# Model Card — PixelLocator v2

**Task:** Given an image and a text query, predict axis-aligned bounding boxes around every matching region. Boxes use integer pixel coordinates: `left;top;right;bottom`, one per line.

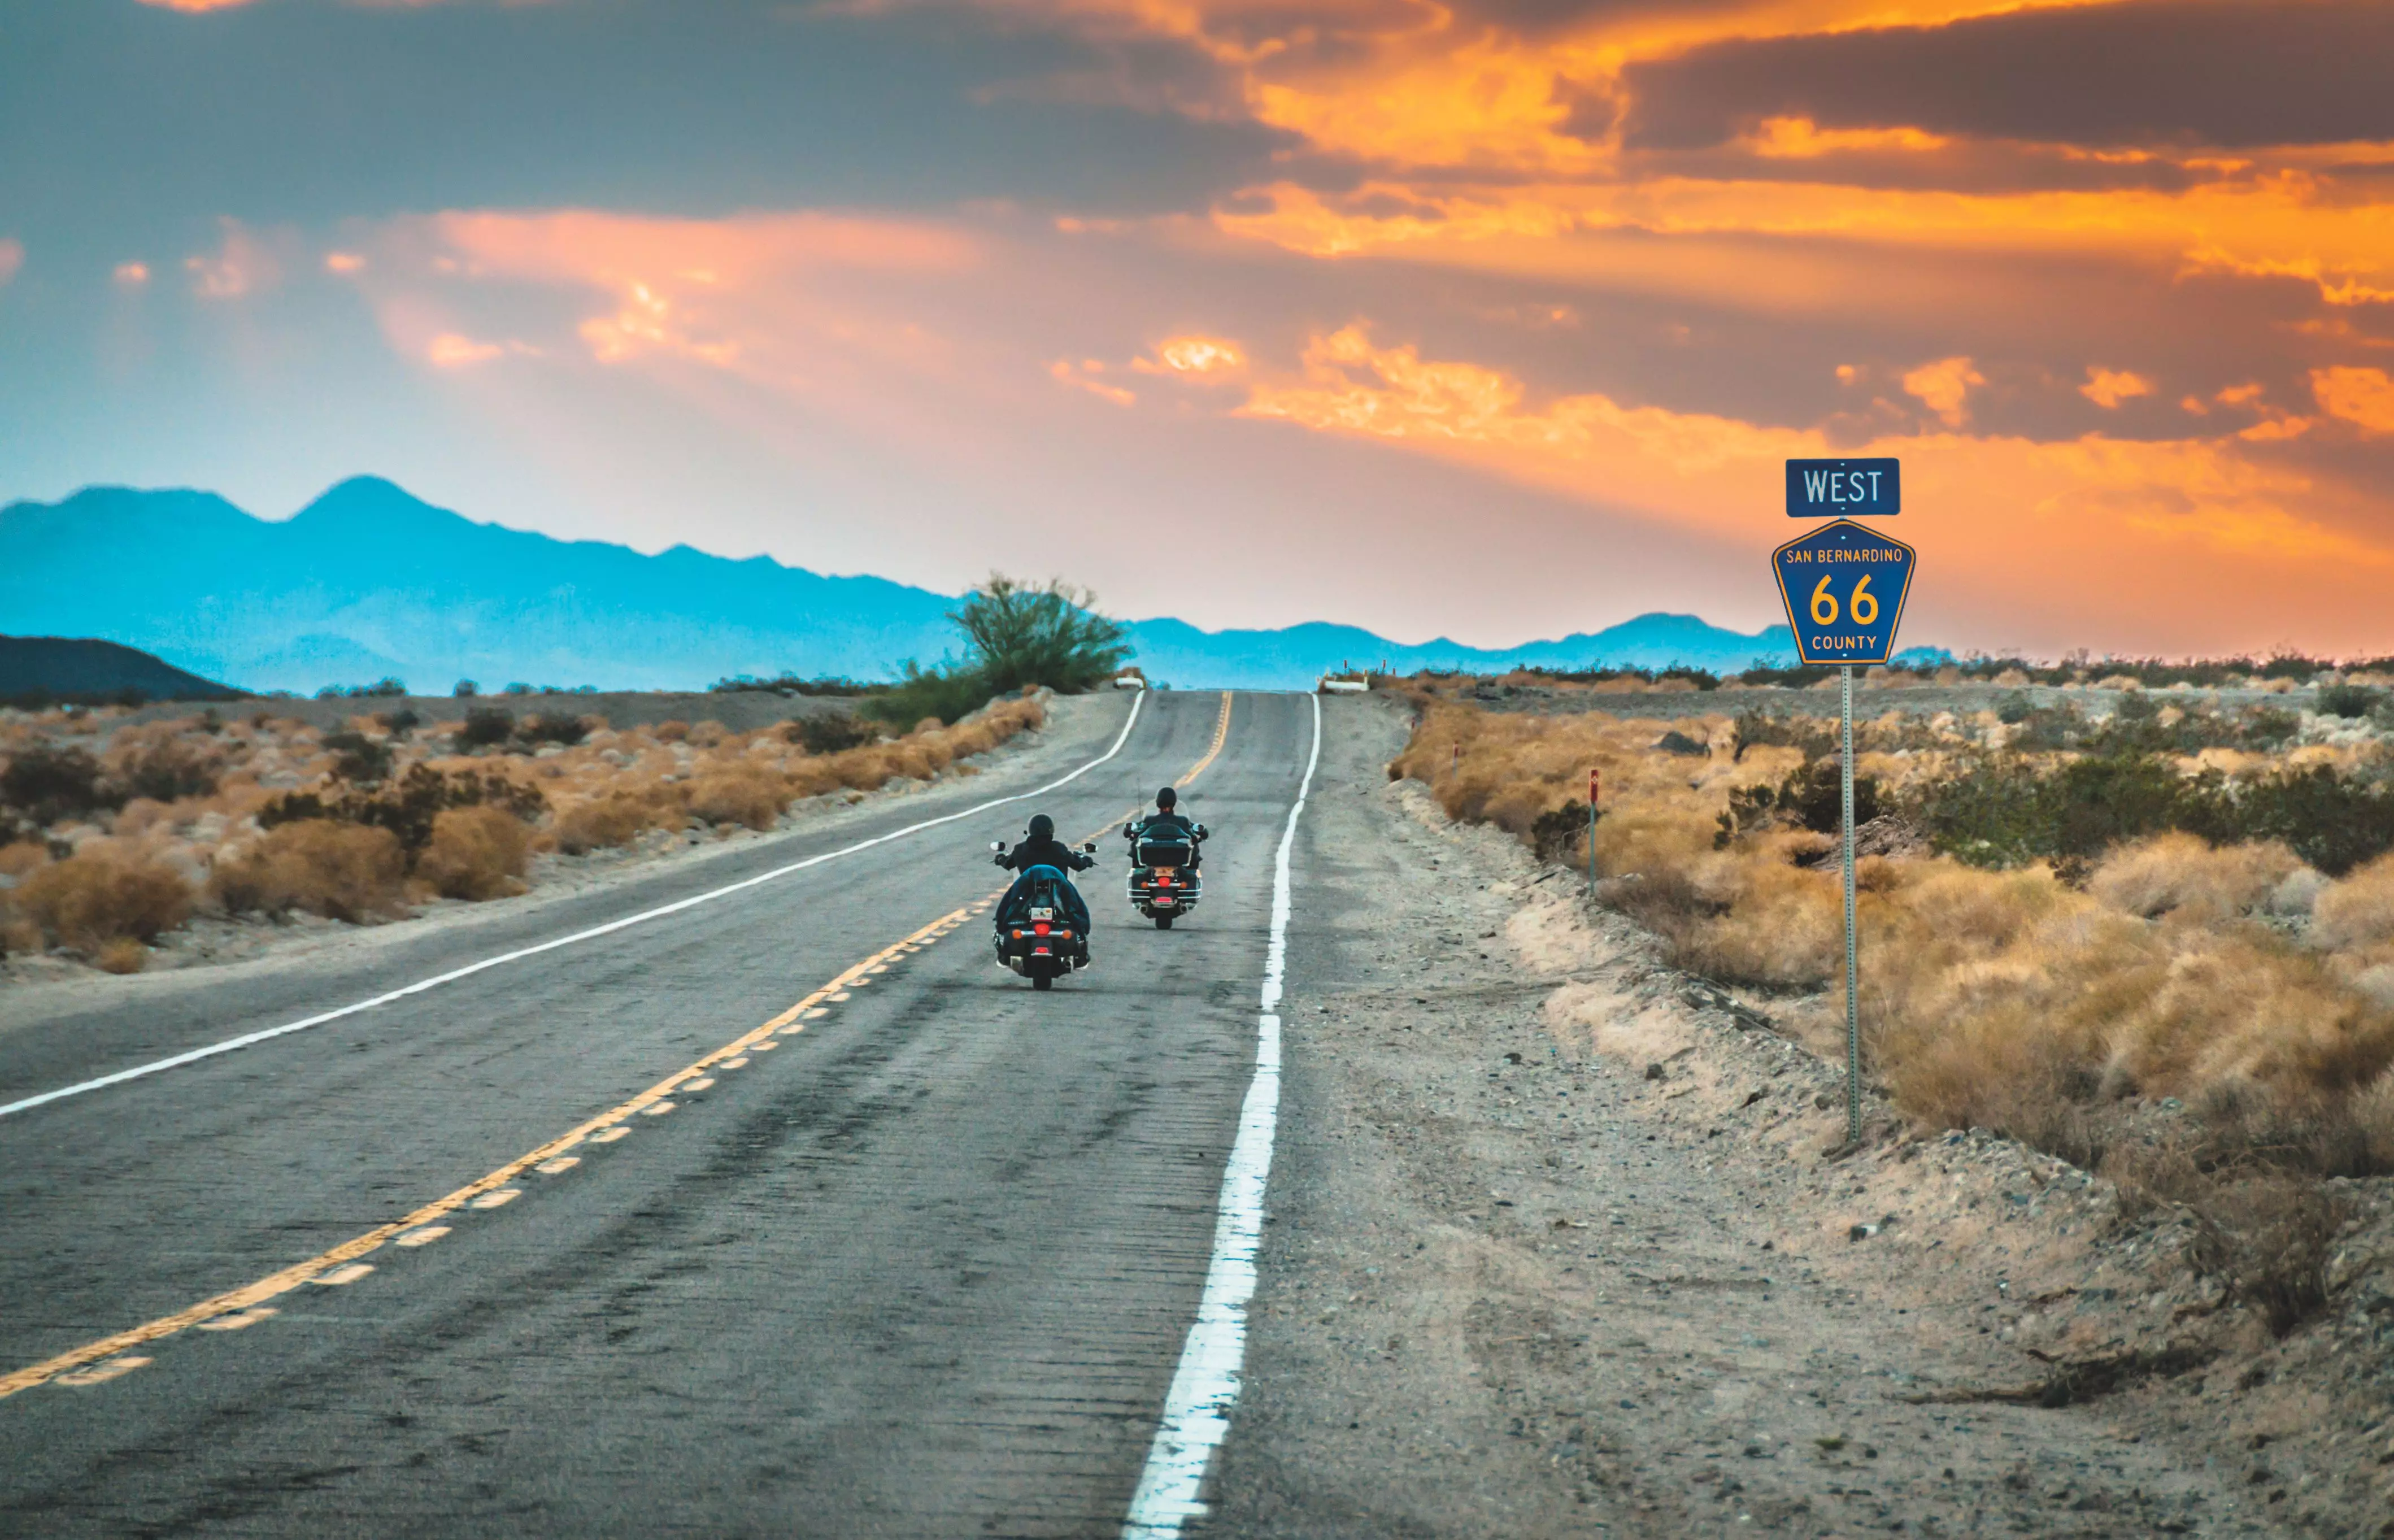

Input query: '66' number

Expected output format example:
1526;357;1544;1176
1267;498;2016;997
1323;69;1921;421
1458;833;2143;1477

1808;573;1879;627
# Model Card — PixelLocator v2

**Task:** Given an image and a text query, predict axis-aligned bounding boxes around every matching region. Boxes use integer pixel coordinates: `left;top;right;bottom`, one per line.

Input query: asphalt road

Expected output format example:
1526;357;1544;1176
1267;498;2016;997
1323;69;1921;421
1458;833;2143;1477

0;688;1317;1538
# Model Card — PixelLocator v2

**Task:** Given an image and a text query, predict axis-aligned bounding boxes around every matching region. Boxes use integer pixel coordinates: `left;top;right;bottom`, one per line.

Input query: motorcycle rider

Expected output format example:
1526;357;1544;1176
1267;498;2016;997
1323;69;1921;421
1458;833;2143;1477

995;812;1095;940
1124;786;1205;869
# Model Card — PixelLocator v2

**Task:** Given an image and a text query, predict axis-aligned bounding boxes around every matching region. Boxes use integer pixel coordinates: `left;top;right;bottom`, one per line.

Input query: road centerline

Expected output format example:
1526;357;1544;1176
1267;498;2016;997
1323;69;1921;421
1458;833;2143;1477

0;691;1148;1124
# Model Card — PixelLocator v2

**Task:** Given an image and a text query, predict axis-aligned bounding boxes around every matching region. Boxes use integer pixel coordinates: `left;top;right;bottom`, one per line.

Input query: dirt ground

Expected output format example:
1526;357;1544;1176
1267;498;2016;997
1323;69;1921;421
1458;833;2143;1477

1204;696;2393;1539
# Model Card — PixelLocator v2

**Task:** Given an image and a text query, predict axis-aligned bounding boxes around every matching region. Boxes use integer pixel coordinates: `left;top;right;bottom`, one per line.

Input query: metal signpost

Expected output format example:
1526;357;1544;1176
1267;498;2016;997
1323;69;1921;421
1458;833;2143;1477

1772;503;1916;1144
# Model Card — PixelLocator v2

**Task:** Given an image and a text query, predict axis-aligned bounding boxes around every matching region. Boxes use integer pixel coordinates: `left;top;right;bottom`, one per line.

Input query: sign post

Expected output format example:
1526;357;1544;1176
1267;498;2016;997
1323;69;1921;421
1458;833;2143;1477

1772;511;1915;1145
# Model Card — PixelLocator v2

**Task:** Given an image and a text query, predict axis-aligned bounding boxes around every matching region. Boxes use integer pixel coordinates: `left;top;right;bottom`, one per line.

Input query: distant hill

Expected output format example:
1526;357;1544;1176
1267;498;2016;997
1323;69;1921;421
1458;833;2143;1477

0;477;1814;692
0;636;241;703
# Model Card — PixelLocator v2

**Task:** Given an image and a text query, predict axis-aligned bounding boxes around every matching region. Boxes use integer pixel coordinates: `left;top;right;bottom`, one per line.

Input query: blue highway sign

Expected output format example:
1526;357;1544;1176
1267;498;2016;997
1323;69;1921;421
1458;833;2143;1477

1786;457;1900;517
1773;519;1917;665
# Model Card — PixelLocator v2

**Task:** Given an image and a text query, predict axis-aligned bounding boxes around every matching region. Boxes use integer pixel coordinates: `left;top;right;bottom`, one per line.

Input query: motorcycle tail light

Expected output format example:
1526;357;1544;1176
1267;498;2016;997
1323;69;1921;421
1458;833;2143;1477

1034;921;1051;936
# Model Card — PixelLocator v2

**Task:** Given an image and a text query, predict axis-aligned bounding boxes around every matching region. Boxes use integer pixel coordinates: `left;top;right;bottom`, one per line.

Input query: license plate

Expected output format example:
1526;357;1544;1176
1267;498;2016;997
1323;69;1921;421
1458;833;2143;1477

1029;907;1054;920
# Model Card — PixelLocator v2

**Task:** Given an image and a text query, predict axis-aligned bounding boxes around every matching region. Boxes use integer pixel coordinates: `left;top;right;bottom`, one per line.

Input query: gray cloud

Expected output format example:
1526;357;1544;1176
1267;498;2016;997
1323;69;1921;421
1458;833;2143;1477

1622;0;2394;151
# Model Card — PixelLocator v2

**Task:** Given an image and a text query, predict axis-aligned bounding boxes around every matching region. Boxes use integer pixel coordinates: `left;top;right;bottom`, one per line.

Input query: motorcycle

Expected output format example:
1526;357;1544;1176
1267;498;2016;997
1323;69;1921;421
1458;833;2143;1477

1124;821;1206;929
990;840;1098;990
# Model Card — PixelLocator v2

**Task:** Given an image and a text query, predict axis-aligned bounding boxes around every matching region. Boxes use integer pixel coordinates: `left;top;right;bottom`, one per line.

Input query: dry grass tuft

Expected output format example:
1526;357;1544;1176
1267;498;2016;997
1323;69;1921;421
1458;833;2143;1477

2090;832;2301;921
0;840;49;878
95;937;148;975
210;820;408;923
2314;851;2394;960
685;767;788;831
554;789;684;854
14;847;196;951
416;805;531;900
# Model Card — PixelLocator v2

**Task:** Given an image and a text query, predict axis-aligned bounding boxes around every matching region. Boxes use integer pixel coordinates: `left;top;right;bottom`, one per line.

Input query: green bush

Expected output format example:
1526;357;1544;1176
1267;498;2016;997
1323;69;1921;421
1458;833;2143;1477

456;708;516;749
855;663;999;729
1913;751;2394;877
2317;682;2383;720
950;575;1129;695
787;712;881;755
321;730;394;785
260;764;546;859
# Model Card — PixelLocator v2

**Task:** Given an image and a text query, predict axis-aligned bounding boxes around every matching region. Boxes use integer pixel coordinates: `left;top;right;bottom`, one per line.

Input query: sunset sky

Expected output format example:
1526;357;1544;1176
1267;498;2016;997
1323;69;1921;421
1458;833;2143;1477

4;0;2392;658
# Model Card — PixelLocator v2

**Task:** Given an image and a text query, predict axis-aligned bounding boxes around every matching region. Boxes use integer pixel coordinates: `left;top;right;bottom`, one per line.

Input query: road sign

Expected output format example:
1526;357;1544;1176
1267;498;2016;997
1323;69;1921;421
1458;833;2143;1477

1786;457;1900;517
1772;520;1916;666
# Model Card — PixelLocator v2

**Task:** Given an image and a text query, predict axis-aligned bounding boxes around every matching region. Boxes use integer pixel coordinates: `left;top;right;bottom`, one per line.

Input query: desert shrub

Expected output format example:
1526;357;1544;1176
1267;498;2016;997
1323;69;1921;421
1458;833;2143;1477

712;672;869;697
109;735;221;803
316;677;407;699
2317;682;2383;719
456;708;516;750
416;804;530;900
209;819;407;922
320;730;394;784
686;768;789;830
95;938;147;975
1530;801;1590;863
857;663;998;729
514;712;589;747
260;764;546;859
951;573;1129;694
653;720;690;742
1718;760;1881;841
2313;852;2394;956
554;790;682;854
2231;767;2394;876
15;849;195;950
375;708;421;738
2;745;116;824
1729;710;1835;762
0;840;50;878
2088;833;2300;922
2184;1174;2352;1336
787;712;881;755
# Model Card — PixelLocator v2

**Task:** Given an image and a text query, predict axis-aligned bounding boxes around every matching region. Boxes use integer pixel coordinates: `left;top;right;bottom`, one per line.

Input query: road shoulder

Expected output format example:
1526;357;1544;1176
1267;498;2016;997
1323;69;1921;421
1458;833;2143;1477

1205;695;2300;1538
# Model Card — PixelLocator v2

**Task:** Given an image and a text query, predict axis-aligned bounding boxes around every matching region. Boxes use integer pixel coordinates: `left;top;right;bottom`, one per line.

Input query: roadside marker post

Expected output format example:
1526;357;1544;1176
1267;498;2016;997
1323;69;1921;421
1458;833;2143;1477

1774;501;1915;1145
1587;767;1600;896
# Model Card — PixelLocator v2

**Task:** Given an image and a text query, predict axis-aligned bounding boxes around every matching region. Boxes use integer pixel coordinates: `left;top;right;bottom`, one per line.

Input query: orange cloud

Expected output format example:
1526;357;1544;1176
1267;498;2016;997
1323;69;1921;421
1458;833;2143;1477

1228;323;2392;644
113;260;150;286
1901;356;1982;427
0;241;21;286
1742;117;1949;159
426;333;506;368
184;220;278;299
1135;334;1245;379
2080;367;2153;409
325;251;367;275
2313;366;2394;434
1050;357;1136;404
136;0;258;10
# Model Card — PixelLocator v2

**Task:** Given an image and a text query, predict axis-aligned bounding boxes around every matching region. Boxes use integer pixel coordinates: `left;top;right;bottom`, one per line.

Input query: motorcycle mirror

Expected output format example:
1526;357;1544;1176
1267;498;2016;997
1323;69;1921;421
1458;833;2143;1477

989;841;1006;852
1082;842;1098;853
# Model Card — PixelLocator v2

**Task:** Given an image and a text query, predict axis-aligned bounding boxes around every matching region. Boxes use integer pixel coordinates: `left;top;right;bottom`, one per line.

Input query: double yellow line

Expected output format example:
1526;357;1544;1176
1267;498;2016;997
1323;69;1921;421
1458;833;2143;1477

1;690;1238;1402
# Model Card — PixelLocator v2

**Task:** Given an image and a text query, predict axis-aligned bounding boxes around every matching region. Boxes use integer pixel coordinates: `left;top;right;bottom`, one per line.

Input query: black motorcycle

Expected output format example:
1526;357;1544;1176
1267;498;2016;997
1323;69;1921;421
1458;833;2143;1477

1124;821;1205;929
990;841;1098;990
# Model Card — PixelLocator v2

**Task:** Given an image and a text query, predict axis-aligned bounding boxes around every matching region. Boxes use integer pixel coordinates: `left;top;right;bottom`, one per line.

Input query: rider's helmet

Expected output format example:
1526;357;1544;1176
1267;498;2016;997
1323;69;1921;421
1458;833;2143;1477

1156;786;1177;811
1027;813;1055;841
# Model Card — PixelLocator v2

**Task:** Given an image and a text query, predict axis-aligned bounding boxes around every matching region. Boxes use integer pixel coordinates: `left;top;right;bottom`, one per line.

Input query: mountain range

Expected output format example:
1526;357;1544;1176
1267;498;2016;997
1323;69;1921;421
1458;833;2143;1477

0;478;1815;693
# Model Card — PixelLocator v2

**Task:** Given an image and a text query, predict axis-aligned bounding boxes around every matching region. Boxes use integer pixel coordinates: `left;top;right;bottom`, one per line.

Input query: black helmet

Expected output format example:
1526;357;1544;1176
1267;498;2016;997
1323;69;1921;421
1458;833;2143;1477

1027;813;1055;840
1156;786;1177;810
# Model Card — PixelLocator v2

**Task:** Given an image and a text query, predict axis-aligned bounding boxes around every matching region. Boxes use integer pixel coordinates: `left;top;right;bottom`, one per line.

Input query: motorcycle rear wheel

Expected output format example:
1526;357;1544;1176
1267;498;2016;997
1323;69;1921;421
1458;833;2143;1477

1032;971;1054;990
1154;913;1174;929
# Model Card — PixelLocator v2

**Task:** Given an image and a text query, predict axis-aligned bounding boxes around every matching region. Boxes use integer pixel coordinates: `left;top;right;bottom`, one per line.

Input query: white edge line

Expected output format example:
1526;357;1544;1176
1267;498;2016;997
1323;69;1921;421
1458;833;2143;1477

1121;689;1320;1539
0;692;1150;1122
